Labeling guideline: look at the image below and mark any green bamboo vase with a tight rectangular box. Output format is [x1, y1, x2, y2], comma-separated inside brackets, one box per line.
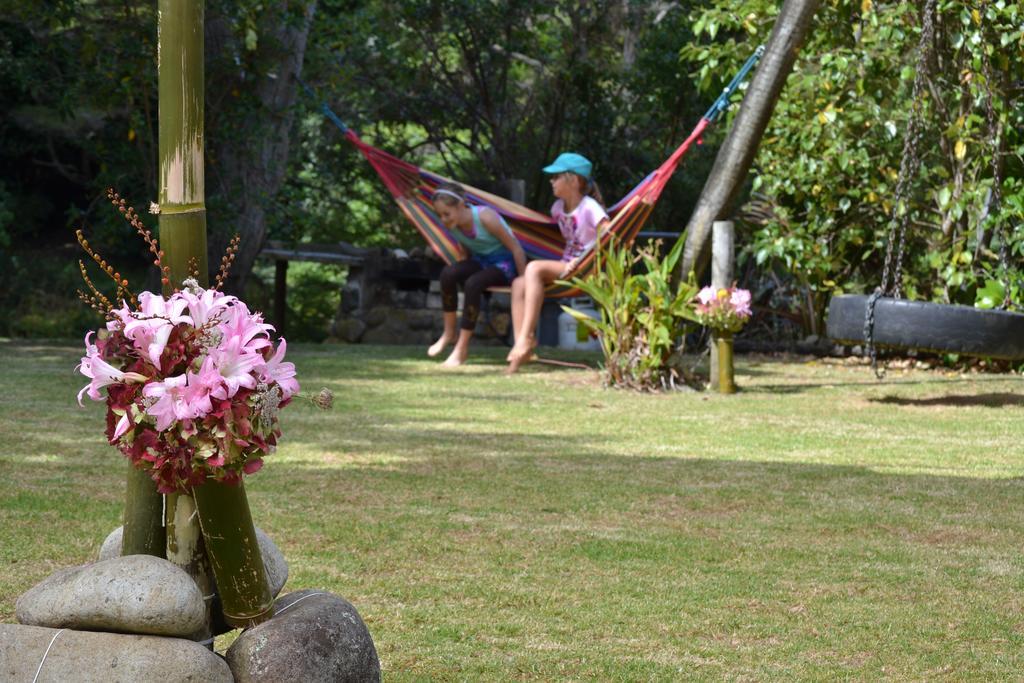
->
[192, 479, 273, 628]
[715, 332, 737, 394]
[123, 466, 166, 557]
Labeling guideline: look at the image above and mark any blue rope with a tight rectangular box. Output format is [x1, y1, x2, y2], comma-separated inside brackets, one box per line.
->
[702, 45, 765, 122]
[296, 74, 349, 134]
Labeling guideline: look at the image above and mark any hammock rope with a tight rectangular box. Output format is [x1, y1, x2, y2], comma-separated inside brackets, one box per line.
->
[300, 46, 763, 297]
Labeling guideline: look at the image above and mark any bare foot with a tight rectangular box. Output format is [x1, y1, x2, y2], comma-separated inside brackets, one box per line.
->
[505, 343, 535, 374]
[428, 334, 455, 357]
[506, 337, 536, 362]
[441, 346, 468, 368]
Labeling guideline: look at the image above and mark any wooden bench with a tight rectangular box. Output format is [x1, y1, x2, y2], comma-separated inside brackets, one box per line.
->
[258, 240, 367, 336]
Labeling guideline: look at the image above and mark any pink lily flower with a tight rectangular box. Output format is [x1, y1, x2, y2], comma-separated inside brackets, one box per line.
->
[697, 286, 717, 306]
[181, 287, 235, 327]
[76, 332, 148, 405]
[209, 335, 262, 399]
[192, 356, 227, 400]
[143, 369, 215, 431]
[112, 413, 132, 440]
[260, 339, 299, 399]
[730, 288, 753, 317]
[220, 303, 273, 352]
[123, 292, 193, 366]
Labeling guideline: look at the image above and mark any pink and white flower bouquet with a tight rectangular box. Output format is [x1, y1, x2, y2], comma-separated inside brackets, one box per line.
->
[694, 285, 753, 334]
[77, 279, 298, 493]
[73, 190, 328, 494]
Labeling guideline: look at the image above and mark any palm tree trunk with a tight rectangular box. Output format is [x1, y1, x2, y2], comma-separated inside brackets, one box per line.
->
[678, 0, 821, 282]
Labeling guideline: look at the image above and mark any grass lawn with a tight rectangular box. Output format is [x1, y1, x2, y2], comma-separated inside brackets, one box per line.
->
[1, 339, 1022, 680]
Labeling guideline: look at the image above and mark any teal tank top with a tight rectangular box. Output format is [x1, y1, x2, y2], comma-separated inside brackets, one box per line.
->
[452, 207, 514, 257]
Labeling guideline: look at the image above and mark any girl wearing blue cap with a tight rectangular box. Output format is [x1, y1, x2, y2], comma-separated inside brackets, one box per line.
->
[429, 182, 527, 367]
[507, 152, 608, 373]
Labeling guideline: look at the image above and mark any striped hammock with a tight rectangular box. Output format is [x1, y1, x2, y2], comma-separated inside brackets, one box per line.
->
[312, 47, 763, 298]
[343, 124, 705, 298]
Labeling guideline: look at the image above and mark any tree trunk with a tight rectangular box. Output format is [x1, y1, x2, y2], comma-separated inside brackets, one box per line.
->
[678, 0, 821, 282]
[205, 1, 317, 296]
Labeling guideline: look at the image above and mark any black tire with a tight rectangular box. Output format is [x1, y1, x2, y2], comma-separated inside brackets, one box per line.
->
[826, 294, 1024, 360]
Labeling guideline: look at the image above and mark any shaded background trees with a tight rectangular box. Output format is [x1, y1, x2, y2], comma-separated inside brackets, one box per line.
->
[1, 0, 1020, 341]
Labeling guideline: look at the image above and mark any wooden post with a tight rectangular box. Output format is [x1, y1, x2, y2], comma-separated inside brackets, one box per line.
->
[495, 178, 525, 205]
[709, 220, 734, 390]
[274, 258, 288, 337]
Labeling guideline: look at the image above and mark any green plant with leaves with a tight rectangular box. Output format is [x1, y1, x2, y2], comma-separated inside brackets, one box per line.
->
[681, 0, 1024, 333]
[561, 237, 700, 391]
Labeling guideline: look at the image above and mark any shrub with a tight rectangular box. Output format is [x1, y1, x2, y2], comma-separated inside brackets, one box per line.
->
[561, 237, 700, 391]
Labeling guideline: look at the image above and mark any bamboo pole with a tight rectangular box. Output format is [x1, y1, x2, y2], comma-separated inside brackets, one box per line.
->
[709, 221, 735, 391]
[155, 0, 214, 638]
[122, 466, 166, 556]
[193, 480, 274, 629]
[158, 0, 208, 288]
[166, 491, 214, 642]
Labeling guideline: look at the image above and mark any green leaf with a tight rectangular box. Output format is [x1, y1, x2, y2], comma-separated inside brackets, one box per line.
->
[975, 279, 1005, 309]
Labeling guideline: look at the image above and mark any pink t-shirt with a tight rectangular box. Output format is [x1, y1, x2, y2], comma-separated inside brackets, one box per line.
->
[551, 196, 608, 262]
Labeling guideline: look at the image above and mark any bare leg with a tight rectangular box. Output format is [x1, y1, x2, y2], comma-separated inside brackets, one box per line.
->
[507, 260, 562, 373]
[428, 311, 458, 357]
[442, 329, 474, 368]
[508, 276, 526, 361]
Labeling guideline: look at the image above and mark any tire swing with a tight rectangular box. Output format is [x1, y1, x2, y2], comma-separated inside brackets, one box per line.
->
[826, 0, 1024, 373]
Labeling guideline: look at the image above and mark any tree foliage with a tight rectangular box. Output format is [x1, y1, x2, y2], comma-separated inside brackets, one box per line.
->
[682, 0, 1023, 334]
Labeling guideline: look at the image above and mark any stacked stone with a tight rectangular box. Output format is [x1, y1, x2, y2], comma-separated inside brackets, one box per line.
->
[2, 527, 380, 682]
[333, 272, 513, 345]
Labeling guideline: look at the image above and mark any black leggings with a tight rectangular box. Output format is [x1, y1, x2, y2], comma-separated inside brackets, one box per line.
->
[440, 259, 510, 331]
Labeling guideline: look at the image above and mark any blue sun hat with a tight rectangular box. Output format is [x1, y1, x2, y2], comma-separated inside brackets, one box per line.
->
[542, 152, 592, 179]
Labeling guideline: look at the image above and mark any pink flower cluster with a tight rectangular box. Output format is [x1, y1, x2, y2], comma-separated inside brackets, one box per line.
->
[77, 281, 298, 493]
[694, 286, 753, 334]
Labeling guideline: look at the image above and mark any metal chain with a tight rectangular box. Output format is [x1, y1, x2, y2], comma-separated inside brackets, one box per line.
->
[881, 0, 937, 298]
[863, 290, 885, 378]
[979, 24, 1011, 308]
[866, 0, 936, 377]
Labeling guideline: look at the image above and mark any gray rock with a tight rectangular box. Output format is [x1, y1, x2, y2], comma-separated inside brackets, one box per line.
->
[99, 524, 288, 596]
[226, 589, 380, 683]
[16, 555, 205, 637]
[255, 528, 289, 598]
[333, 317, 367, 343]
[0, 623, 232, 682]
[97, 525, 123, 561]
[340, 281, 362, 314]
[391, 289, 427, 308]
[425, 292, 444, 310]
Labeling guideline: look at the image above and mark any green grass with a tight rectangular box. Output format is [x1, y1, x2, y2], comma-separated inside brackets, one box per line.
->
[1, 340, 1023, 680]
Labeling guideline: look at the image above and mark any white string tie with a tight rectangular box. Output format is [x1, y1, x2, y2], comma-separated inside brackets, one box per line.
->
[275, 591, 328, 616]
[32, 628, 66, 683]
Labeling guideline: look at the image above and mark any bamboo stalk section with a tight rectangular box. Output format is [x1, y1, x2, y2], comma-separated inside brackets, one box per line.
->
[192, 480, 274, 628]
[166, 492, 214, 642]
[122, 465, 166, 556]
[158, 0, 208, 290]
[154, 0, 214, 639]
